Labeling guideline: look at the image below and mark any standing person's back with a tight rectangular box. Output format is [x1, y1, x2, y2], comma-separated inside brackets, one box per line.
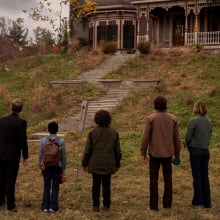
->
[141, 95, 181, 211]
[185, 100, 212, 208]
[142, 111, 181, 157]
[82, 109, 121, 212]
[0, 99, 28, 211]
[39, 121, 66, 212]
[86, 126, 120, 174]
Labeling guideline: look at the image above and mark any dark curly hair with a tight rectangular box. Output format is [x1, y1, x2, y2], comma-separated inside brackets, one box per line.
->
[154, 95, 167, 111]
[94, 109, 111, 127]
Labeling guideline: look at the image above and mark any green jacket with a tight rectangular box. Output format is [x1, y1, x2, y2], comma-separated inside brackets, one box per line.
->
[185, 115, 212, 149]
[82, 126, 121, 174]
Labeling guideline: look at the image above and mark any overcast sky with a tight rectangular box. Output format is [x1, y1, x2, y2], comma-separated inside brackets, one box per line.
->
[0, 0, 69, 39]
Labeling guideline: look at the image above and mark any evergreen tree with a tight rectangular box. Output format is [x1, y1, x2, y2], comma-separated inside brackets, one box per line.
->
[9, 18, 28, 47]
[33, 27, 55, 46]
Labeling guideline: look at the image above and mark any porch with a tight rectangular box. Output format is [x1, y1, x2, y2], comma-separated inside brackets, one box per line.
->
[185, 31, 220, 47]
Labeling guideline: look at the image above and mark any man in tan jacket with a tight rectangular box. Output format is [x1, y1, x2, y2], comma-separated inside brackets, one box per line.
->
[141, 95, 181, 211]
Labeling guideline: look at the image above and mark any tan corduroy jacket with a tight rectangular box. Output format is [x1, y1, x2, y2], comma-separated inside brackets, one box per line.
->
[141, 111, 181, 158]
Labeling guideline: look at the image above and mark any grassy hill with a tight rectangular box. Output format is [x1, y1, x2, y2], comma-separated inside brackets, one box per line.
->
[0, 48, 220, 219]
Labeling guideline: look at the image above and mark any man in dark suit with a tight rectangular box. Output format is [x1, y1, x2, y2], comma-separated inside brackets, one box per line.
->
[0, 99, 29, 211]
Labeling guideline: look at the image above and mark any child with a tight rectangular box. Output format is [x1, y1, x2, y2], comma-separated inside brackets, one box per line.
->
[82, 109, 122, 212]
[39, 121, 66, 212]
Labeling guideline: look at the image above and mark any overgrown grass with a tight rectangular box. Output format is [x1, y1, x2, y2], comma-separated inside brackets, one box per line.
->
[0, 49, 108, 133]
[0, 48, 220, 219]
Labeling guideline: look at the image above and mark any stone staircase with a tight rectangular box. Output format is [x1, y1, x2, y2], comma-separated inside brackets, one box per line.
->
[30, 52, 159, 139]
[58, 88, 130, 133]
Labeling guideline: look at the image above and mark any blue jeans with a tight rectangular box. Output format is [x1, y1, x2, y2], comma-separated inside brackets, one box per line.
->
[189, 147, 211, 208]
[41, 166, 61, 211]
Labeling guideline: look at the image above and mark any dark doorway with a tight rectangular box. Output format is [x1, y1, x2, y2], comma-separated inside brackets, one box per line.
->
[123, 21, 134, 49]
[173, 16, 185, 46]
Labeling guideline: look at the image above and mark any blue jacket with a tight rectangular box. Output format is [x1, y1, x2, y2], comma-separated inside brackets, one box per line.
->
[39, 134, 66, 170]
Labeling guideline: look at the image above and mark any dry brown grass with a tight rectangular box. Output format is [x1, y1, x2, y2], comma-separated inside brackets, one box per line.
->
[0, 136, 219, 220]
[0, 84, 11, 106]
[0, 48, 220, 219]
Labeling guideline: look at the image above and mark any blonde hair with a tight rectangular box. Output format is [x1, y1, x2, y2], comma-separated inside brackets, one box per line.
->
[193, 100, 207, 116]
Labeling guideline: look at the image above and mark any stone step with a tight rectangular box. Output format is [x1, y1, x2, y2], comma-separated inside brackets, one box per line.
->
[30, 52, 160, 138]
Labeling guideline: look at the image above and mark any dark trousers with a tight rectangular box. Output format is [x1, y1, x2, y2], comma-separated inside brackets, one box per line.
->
[0, 160, 19, 210]
[189, 148, 211, 208]
[149, 155, 172, 210]
[92, 174, 111, 208]
[42, 166, 61, 211]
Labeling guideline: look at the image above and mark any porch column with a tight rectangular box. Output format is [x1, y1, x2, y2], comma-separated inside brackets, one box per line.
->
[118, 19, 122, 50]
[169, 15, 172, 47]
[137, 6, 140, 45]
[194, 0, 199, 44]
[94, 21, 97, 49]
[184, 4, 188, 46]
[146, 8, 150, 41]
[204, 8, 208, 32]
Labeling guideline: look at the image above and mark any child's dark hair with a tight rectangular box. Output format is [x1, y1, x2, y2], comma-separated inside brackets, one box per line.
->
[94, 109, 111, 127]
[48, 121, 58, 134]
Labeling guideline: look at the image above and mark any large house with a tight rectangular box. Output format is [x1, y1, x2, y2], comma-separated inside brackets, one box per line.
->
[72, 0, 220, 50]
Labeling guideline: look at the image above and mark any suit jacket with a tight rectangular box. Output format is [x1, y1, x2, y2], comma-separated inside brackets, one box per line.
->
[0, 112, 28, 162]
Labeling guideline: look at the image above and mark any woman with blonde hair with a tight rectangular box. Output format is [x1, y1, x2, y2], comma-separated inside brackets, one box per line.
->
[185, 100, 212, 208]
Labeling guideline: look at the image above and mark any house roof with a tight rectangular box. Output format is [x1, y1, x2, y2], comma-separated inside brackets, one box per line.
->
[94, 0, 136, 11]
[95, 0, 131, 6]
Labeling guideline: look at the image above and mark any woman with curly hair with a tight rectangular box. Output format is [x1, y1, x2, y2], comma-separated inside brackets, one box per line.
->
[82, 109, 122, 212]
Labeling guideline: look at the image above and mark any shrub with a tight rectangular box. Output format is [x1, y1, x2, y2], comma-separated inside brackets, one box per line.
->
[137, 41, 151, 54]
[102, 41, 117, 54]
[78, 37, 87, 47]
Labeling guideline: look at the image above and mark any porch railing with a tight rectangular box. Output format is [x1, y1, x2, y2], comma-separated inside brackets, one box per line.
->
[186, 31, 220, 46]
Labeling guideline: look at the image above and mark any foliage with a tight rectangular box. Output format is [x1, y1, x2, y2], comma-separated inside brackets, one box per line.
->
[58, 18, 69, 53]
[33, 27, 55, 46]
[9, 18, 28, 47]
[69, 0, 97, 36]
[137, 41, 151, 54]
[27, 0, 96, 50]
[27, 0, 69, 45]
[0, 17, 29, 61]
[0, 17, 9, 38]
[102, 41, 117, 54]
[69, 0, 97, 18]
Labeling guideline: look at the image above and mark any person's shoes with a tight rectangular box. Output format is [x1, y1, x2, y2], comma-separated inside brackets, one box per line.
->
[93, 206, 99, 212]
[0, 202, 5, 209]
[42, 208, 48, 212]
[103, 206, 110, 211]
[8, 207, 17, 212]
[49, 208, 57, 212]
[0, 201, 5, 207]
[149, 207, 159, 211]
